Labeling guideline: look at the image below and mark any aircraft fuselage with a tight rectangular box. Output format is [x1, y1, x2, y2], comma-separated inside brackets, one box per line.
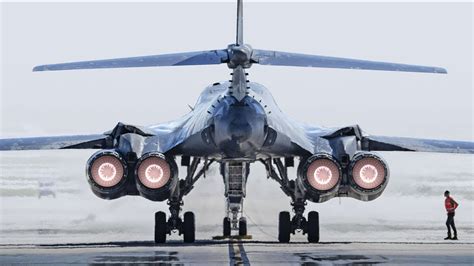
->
[212, 95, 267, 158]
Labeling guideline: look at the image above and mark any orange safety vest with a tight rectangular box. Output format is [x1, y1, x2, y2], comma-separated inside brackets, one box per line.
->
[445, 196, 458, 213]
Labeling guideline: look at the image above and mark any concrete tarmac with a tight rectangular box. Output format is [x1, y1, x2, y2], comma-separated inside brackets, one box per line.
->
[1, 240, 473, 265]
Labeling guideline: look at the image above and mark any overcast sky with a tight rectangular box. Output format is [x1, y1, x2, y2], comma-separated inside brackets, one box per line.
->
[1, 2, 472, 141]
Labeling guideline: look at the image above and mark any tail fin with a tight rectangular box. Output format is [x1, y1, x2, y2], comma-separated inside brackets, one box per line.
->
[236, 0, 244, 45]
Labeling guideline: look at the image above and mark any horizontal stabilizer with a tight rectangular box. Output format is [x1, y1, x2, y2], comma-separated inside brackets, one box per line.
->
[33, 50, 229, 71]
[252, 49, 447, 74]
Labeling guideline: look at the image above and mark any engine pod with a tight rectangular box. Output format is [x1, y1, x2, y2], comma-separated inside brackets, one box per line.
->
[297, 153, 342, 203]
[348, 152, 390, 201]
[86, 150, 129, 200]
[135, 152, 178, 201]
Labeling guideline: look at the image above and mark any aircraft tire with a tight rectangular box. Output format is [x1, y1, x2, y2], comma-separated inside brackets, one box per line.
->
[183, 211, 195, 243]
[239, 217, 247, 236]
[223, 217, 231, 237]
[307, 211, 319, 243]
[154, 211, 167, 243]
[278, 211, 291, 243]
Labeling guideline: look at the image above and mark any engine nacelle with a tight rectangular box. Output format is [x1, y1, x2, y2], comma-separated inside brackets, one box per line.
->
[297, 153, 342, 203]
[135, 152, 178, 201]
[86, 150, 129, 200]
[347, 152, 390, 201]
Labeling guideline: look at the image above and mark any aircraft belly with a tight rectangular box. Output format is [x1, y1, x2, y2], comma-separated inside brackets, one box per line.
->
[171, 130, 221, 157]
[145, 82, 338, 157]
[248, 82, 333, 155]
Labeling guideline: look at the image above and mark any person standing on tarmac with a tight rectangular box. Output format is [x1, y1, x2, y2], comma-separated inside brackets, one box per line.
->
[444, 190, 459, 240]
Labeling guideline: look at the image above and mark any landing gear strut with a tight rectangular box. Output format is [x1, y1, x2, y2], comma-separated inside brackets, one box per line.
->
[261, 158, 320, 243]
[154, 157, 214, 244]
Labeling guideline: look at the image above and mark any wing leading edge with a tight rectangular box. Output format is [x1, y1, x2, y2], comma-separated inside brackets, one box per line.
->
[0, 122, 157, 151]
[0, 121, 202, 154]
[312, 125, 473, 155]
[33, 48, 447, 74]
[0, 134, 107, 151]
[252, 50, 447, 74]
[362, 135, 474, 154]
[33, 50, 229, 71]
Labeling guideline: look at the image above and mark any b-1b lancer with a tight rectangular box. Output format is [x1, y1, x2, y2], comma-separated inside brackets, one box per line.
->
[1, 0, 473, 243]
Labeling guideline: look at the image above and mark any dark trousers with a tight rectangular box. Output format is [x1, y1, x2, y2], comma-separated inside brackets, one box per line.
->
[446, 212, 457, 237]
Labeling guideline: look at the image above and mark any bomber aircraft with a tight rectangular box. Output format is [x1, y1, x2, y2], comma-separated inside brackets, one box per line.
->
[1, 0, 473, 243]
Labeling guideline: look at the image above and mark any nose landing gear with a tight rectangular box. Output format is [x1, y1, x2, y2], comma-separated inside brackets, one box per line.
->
[221, 161, 250, 238]
[223, 216, 247, 237]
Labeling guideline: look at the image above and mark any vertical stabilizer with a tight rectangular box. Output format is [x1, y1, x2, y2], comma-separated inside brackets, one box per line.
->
[236, 0, 244, 45]
[230, 66, 248, 101]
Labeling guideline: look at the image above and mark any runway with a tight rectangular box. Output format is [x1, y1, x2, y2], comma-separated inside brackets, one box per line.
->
[1, 240, 473, 265]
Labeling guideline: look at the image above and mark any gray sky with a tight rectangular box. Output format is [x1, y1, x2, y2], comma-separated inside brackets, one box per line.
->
[1, 2, 472, 140]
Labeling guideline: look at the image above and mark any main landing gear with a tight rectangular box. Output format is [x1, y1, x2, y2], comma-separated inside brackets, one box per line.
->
[278, 201, 319, 243]
[260, 158, 320, 243]
[154, 203, 195, 243]
[154, 157, 214, 244]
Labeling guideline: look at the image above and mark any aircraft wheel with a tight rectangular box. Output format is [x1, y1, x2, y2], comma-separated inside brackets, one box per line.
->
[154, 211, 167, 243]
[307, 211, 319, 243]
[239, 217, 247, 236]
[278, 211, 291, 243]
[183, 211, 195, 243]
[223, 217, 231, 237]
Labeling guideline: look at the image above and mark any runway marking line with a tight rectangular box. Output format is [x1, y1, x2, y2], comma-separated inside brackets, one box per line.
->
[228, 240, 250, 265]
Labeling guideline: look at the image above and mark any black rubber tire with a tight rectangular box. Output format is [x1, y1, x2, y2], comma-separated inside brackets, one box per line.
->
[183, 211, 195, 243]
[239, 217, 247, 236]
[154, 211, 167, 244]
[223, 217, 231, 237]
[307, 211, 320, 243]
[278, 211, 291, 243]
